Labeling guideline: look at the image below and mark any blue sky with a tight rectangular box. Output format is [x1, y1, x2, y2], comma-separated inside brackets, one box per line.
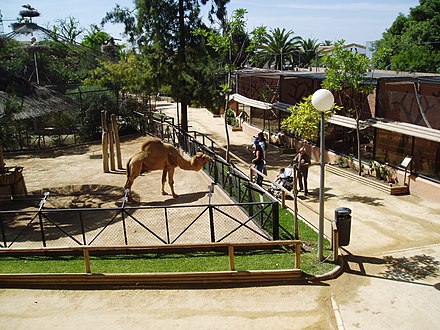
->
[1, 0, 419, 44]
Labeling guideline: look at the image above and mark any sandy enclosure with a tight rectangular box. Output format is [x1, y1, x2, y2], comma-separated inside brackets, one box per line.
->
[2, 136, 269, 246]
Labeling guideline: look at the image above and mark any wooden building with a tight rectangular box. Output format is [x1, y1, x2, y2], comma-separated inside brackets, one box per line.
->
[229, 69, 440, 201]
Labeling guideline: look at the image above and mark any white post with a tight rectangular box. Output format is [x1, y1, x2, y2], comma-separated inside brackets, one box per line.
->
[312, 89, 335, 261]
[318, 111, 325, 260]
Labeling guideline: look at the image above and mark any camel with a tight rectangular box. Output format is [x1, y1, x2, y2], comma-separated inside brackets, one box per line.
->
[124, 137, 212, 200]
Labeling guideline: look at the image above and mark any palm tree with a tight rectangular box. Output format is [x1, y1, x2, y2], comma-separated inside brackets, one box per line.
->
[300, 38, 321, 68]
[255, 28, 302, 70]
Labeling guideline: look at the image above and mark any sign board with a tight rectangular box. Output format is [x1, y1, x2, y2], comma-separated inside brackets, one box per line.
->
[401, 156, 412, 168]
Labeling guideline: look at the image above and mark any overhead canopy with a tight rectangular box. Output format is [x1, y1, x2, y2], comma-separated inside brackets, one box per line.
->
[230, 94, 440, 143]
[229, 93, 272, 110]
[328, 114, 359, 129]
[328, 115, 440, 142]
[367, 118, 440, 143]
[272, 102, 293, 112]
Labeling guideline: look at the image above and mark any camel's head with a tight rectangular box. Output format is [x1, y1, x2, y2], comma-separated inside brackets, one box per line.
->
[191, 152, 212, 170]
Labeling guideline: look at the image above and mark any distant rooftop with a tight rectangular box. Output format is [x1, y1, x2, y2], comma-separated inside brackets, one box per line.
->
[235, 68, 440, 84]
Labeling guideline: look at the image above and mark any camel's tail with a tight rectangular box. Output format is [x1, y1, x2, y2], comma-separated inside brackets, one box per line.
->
[124, 157, 132, 188]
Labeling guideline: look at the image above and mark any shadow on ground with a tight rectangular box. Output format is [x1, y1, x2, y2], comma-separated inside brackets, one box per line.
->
[0, 184, 127, 244]
[343, 253, 439, 284]
[339, 194, 384, 206]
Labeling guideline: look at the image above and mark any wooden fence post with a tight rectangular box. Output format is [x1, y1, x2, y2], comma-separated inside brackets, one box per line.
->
[111, 114, 123, 169]
[108, 120, 115, 171]
[101, 111, 109, 173]
[228, 245, 235, 271]
[83, 248, 91, 273]
[332, 222, 339, 262]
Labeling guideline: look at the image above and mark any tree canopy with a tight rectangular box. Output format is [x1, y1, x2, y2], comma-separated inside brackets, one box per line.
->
[372, 0, 440, 73]
[300, 38, 321, 68]
[102, 0, 230, 132]
[254, 28, 302, 70]
[322, 40, 374, 174]
[281, 95, 339, 142]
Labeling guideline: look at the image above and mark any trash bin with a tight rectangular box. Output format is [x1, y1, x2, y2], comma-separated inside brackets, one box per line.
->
[335, 207, 352, 246]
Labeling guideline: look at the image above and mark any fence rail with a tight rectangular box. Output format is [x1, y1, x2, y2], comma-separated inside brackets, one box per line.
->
[0, 111, 288, 249]
[134, 110, 283, 239]
[0, 191, 277, 248]
[0, 240, 302, 273]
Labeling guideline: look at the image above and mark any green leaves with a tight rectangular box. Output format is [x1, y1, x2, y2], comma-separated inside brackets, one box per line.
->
[253, 27, 302, 70]
[300, 38, 321, 67]
[281, 95, 340, 142]
[322, 40, 373, 97]
[372, 0, 440, 73]
[322, 40, 373, 174]
[85, 52, 153, 94]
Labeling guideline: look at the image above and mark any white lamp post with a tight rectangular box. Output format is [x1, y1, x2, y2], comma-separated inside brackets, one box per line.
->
[311, 88, 335, 260]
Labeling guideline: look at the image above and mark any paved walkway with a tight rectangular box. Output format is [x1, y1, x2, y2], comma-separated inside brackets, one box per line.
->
[161, 103, 440, 329]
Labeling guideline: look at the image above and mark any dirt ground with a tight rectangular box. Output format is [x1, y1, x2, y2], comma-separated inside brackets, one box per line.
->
[5, 136, 215, 207]
[2, 136, 267, 247]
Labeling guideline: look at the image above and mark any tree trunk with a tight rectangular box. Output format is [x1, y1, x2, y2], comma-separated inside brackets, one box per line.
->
[356, 119, 362, 176]
[178, 0, 188, 135]
[355, 94, 362, 176]
[180, 100, 189, 133]
[224, 67, 232, 163]
[224, 94, 231, 163]
[0, 146, 5, 173]
[293, 166, 298, 240]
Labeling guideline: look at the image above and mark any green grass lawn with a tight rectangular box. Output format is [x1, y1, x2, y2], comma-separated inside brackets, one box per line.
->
[0, 207, 336, 276]
[0, 249, 334, 275]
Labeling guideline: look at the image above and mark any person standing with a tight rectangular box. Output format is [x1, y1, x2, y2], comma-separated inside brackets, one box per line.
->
[293, 147, 310, 195]
[252, 142, 265, 186]
[251, 132, 267, 174]
[255, 132, 267, 160]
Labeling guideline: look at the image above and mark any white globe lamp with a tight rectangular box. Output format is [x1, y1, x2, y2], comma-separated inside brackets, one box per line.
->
[312, 89, 334, 112]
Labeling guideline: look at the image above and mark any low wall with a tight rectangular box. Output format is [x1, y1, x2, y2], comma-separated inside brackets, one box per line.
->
[407, 175, 440, 202]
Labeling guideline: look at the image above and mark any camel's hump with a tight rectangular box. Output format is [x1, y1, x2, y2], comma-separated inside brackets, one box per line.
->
[140, 137, 172, 151]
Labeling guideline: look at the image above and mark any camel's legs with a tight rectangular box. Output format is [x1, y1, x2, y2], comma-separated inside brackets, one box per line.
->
[161, 169, 169, 195]
[124, 176, 133, 190]
[168, 167, 178, 198]
[124, 170, 139, 191]
[124, 160, 143, 200]
[161, 167, 178, 197]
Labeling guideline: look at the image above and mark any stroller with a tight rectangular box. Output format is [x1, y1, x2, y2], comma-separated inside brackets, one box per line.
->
[269, 167, 294, 198]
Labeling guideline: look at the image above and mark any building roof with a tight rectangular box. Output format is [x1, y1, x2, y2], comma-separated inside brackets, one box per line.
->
[235, 68, 440, 83]
[237, 68, 326, 81]
[0, 68, 78, 120]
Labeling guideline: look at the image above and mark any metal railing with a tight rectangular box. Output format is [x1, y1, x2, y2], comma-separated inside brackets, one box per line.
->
[0, 111, 287, 249]
[0, 191, 277, 248]
[134, 111, 282, 239]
